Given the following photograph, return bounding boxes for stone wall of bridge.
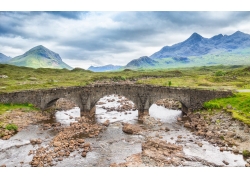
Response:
[0,84,233,119]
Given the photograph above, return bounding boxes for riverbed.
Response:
[0,94,247,167]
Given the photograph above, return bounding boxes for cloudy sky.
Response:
[1,11,250,69]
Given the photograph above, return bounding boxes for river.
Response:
[0,95,247,167]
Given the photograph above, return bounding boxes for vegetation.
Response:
[242,150,250,158]
[1,64,250,94]
[1,64,250,125]
[203,93,250,125]
[168,81,172,87]
[5,123,18,131]
[0,103,38,115]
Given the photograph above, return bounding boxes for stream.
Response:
[0,95,247,167]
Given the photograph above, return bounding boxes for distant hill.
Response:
[7,45,72,69]
[0,53,11,63]
[124,56,157,69]
[88,64,123,72]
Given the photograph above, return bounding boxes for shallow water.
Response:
[0,94,247,167]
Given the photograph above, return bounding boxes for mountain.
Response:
[150,31,250,59]
[7,45,72,69]
[124,56,157,69]
[0,53,11,63]
[88,64,123,72]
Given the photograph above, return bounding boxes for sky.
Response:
[1,10,250,69]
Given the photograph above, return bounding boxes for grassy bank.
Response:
[203,92,250,125]
[0,103,38,115]
[1,64,250,93]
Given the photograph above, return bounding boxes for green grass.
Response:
[1,63,250,93]
[5,123,18,131]
[242,150,250,158]
[203,92,250,125]
[0,103,38,115]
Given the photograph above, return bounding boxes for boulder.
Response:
[182,116,191,122]
[53,141,61,147]
[81,152,87,157]
[184,122,191,128]
[77,139,85,144]
[122,123,143,134]
[84,142,91,147]
[165,127,170,132]
[244,127,249,133]
[222,160,229,165]
[103,120,110,127]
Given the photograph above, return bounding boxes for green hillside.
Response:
[8,45,72,70]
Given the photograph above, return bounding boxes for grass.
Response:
[203,92,250,125]
[1,64,250,124]
[242,150,250,158]
[5,123,18,131]
[0,103,38,115]
[1,64,250,93]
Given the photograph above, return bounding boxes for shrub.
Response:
[168,81,172,87]
[5,123,18,131]
[242,150,250,158]
[215,71,225,76]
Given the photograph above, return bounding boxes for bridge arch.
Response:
[83,92,139,120]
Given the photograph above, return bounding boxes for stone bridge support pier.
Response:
[80,107,96,121]
[138,110,149,120]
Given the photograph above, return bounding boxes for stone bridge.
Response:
[0,84,233,119]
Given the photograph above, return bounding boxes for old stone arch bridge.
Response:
[0,84,233,119]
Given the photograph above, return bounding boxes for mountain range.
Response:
[0,45,72,70]
[87,31,250,71]
[150,31,250,59]
[1,31,250,71]
[0,53,11,63]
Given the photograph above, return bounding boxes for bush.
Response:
[242,150,250,158]
[215,71,225,76]
[5,123,18,131]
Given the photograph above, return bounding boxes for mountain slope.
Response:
[124,56,157,69]
[0,53,11,63]
[150,31,250,59]
[88,64,123,72]
[8,45,72,69]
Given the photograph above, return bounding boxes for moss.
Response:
[242,150,250,158]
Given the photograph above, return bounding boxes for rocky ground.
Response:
[179,109,250,167]
[1,96,250,167]
[0,110,51,140]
